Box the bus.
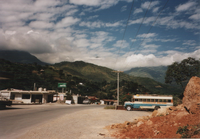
[124,94,173,111]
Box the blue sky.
[0,0,199,70]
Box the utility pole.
[112,71,123,106]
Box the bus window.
[167,99,171,102]
[150,99,154,102]
[143,99,146,102]
[147,99,150,102]
[135,99,138,101]
[155,99,158,102]
[159,99,163,102]
[139,99,142,102]
[163,99,167,102]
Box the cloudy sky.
[0,0,199,70]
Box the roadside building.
[100,99,117,105]
[0,88,56,104]
[53,93,66,102]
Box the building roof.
[0,88,56,94]
[87,96,99,100]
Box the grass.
[104,105,115,109]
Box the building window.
[22,94,30,99]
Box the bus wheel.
[126,106,132,111]
[154,106,160,110]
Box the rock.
[132,119,138,124]
[176,104,185,111]
[137,121,144,127]
[151,107,170,117]
[169,106,177,111]
[182,76,200,114]
[146,120,153,126]
[175,111,189,120]
[151,110,158,117]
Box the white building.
[0,88,56,104]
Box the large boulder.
[182,76,200,114]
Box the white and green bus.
[124,94,173,111]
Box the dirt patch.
[106,107,200,138]
[106,77,200,138]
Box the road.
[0,104,104,139]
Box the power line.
[115,0,152,70]
[123,0,169,70]
[131,0,153,44]
[114,0,135,70]
[135,0,169,53]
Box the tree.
[165,57,200,90]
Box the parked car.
[83,99,90,104]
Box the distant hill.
[0,50,182,95]
[125,66,168,83]
[54,61,182,95]
[0,50,48,65]
[54,61,131,82]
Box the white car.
[83,99,90,104]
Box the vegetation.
[125,66,167,83]
[176,124,200,138]
[0,58,183,104]
[165,57,200,91]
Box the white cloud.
[141,1,159,9]
[69,0,102,6]
[143,44,160,49]
[0,0,199,71]
[129,18,142,24]
[137,33,157,38]
[176,1,196,12]
[133,8,143,14]
[79,21,103,28]
[69,0,120,10]
[183,40,196,46]
[0,29,54,54]
[105,21,123,27]
[189,14,199,20]
[113,49,200,70]
[29,21,54,29]
[152,7,159,13]
[113,40,129,48]
[87,15,99,20]
[121,5,127,12]
[79,20,123,28]
[56,17,80,28]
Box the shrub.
[176,125,190,138]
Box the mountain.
[0,51,182,95]
[54,61,131,82]
[54,61,182,95]
[0,50,48,65]
[125,66,168,83]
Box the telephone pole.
[112,70,123,105]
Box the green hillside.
[0,57,183,98]
[54,61,182,95]
[125,66,167,83]
[54,61,131,82]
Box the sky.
[0,0,199,71]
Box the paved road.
[0,104,104,139]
